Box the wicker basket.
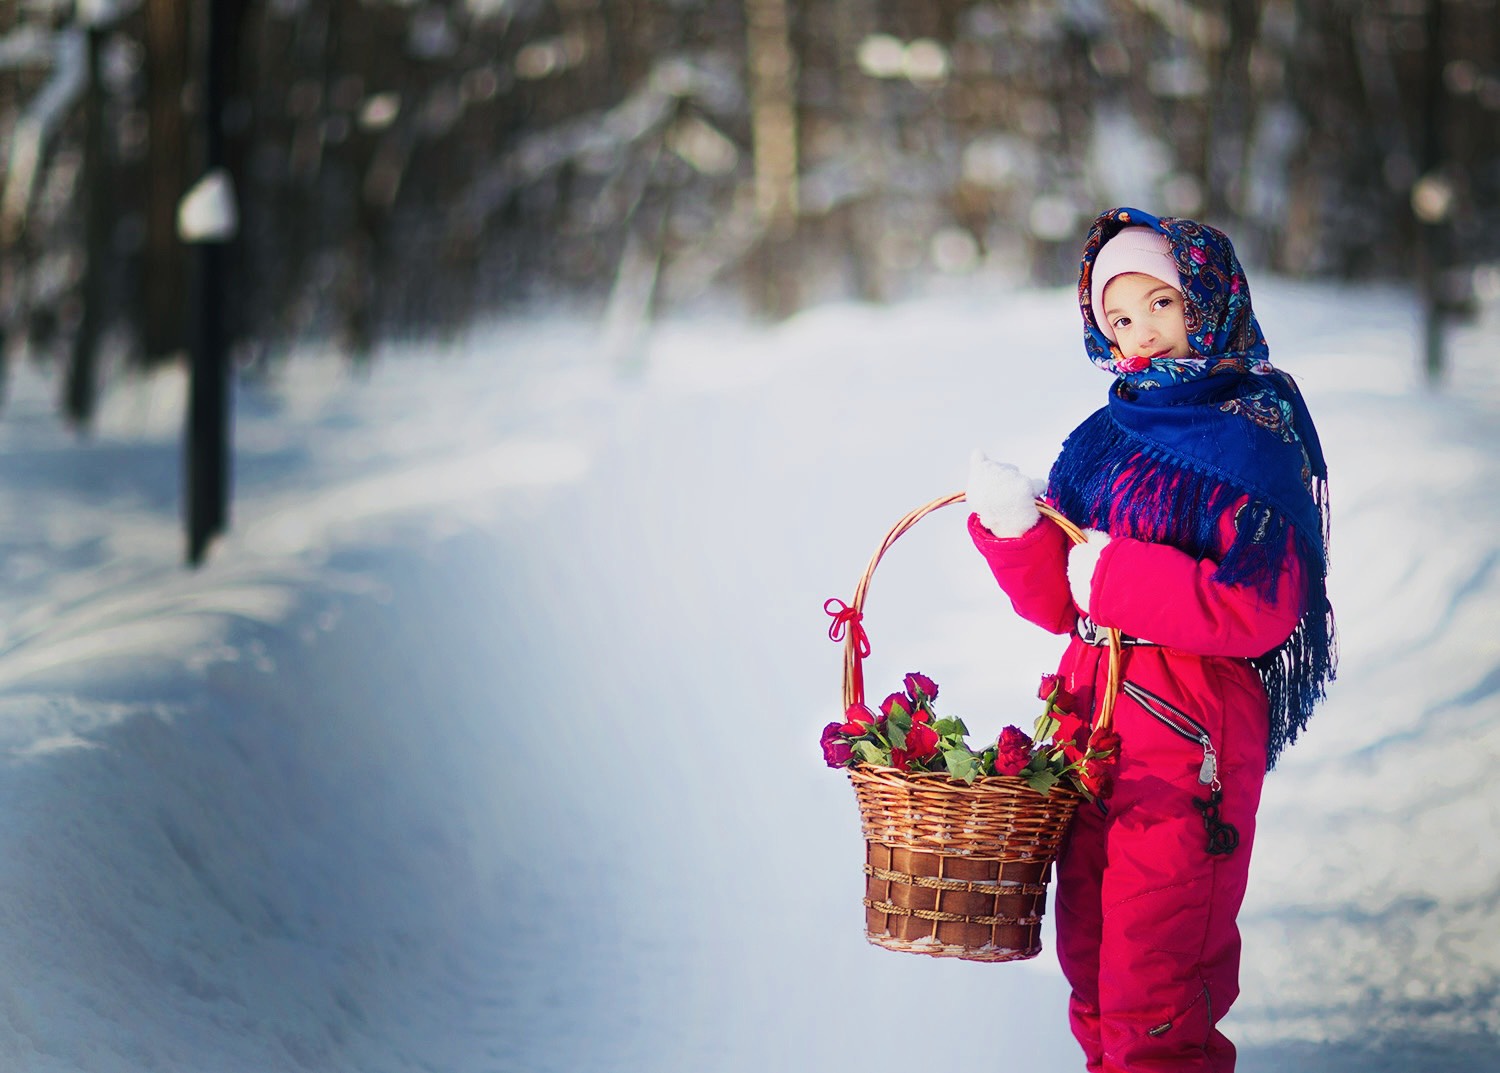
[834,492,1121,962]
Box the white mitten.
[1067,529,1112,614]
[967,450,1041,538]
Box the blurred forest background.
[2,0,1499,417]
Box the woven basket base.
[861,842,1051,962]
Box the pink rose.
[1190,245,1207,264]
[880,692,911,720]
[820,722,853,768]
[903,672,938,704]
[1116,354,1151,374]
[993,725,1032,776]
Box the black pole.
[185,0,235,566]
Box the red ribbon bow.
[824,597,871,658]
[825,597,870,708]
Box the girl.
[966,208,1335,1072]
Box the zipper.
[1122,680,1241,856]
[1119,680,1219,789]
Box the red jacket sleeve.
[1087,518,1305,658]
[968,512,1078,636]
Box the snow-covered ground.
[0,275,1495,1072]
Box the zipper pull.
[1197,738,1217,786]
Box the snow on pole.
[176,169,241,244]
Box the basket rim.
[846,762,1087,803]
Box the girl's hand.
[1067,529,1112,614]
[967,450,1043,538]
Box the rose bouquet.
[820,671,1119,800]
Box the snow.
[176,170,240,244]
[0,276,1496,1071]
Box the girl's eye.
[1153,296,1174,311]
[1112,316,1130,330]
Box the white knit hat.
[1090,227,1181,341]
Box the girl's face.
[1100,272,1191,361]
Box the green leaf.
[1025,768,1060,796]
[886,708,911,749]
[853,740,889,766]
[932,717,967,740]
[944,748,982,785]
[1033,713,1059,743]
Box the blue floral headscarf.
[1048,207,1336,769]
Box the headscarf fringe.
[1048,408,1336,771]
[1251,599,1338,767]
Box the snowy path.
[0,279,1496,1070]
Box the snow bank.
[0,275,1494,1070]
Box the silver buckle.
[1076,614,1152,647]
[1076,614,1108,645]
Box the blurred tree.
[745,0,799,317]
[142,0,190,360]
[4,0,1499,400]
[64,11,106,427]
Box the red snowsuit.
[969,503,1304,1073]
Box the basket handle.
[835,493,1120,733]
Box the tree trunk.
[1418,0,1447,385]
[65,25,107,428]
[144,0,191,361]
[744,0,800,318]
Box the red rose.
[903,672,938,704]
[890,748,911,772]
[880,692,911,720]
[1087,728,1121,759]
[1053,711,1091,755]
[1038,674,1077,712]
[1080,762,1114,799]
[906,722,940,761]
[993,725,1032,776]
[1116,354,1151,374]
[820,722,853,768]
[840,703,877,735]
